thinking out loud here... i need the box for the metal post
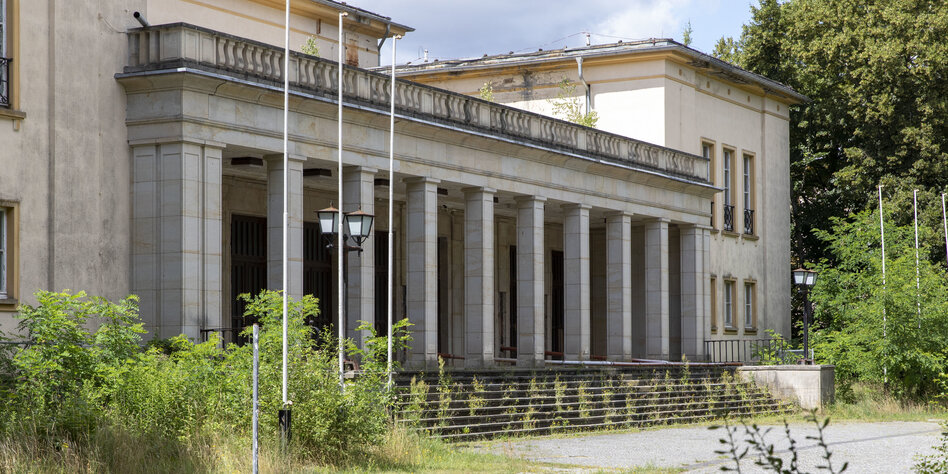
[252,324,259,474]
[879,185,887,384]
[337,11,348,393]
[341,247,349,393]
[387,34,400,392]
[914,189,920,327]
[803,288,811,365]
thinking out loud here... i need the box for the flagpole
[387,35,401,390]
[337,11,348,392]
[914,189,920,327]
[281,0,289,410]
[279,0,292,448]
[879,185,887,385]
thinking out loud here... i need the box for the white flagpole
[337,11,348,392]
[914,189,920,327]
[879,185,887,384]
[281,0,289,409]
[942,193,947,270]
[387,35,400,390]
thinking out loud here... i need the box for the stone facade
[0,0,799,367]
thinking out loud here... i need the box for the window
[0,208,6,298]
[0,0,9,107]
[703,142,715,228]
[723,149,735,232]
[744,282,756,329]
[0,203,14,304]
[723,280,734,328]
[710,277,717,331]
[743,153,755,235]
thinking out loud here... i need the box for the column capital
[263,153,306,163]
[605,210,634,219]
[461,186,497,195]
[562,203,592,211]
[343,165,379,175]
[514,195,547,205]
[403,176,441,185]
[647,217,672,224]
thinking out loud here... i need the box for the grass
[0,423,556,473]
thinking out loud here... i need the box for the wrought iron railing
[723,204,735,232]
[704,338,801,365]
[0,58,10,107]
[744,208,755,235]
[710,201,714,227]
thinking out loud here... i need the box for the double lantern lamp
[316,204,374,249]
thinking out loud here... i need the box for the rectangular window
[703,142,715,228]
[710,277,717,331]
[0,207,5,298]
[743,154,755,234]
[744,282,755,328]
[723,149,732,206]
[0,0,6,57]
[724,280,733,328]
[0,0,9,108]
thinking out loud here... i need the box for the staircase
[393,364,794,441]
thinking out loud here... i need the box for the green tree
[719,0,948,268]
[549,79,599,128]
[809,207,948,399]
[682,20,693,47]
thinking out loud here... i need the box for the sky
[352,0,757,66]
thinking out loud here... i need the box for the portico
[119,23,717,367]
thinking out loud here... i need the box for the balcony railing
[723,204,735,232]
[122,23,712,184]
[704,338,801,365]
[0,58,10,107]
[744,209,755,235]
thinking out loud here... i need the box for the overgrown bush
[0,289,410,468]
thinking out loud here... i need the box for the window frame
[723,279,734,329]
[744,281,756,329]
[710,276,718,332]
[702,140,716,228]
[723,148,732,207]
[0,202,16,307]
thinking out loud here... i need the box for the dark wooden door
[374,232,393,335]
[231,215,267,344]
[303,222,332,334]
[551,250,564,354]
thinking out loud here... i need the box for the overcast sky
[353,0,757,65]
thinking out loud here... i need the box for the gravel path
[480,420,944,472]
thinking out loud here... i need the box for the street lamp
[316,204,374,389]
[793,268,818,364]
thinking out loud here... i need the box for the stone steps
[393,365,793,441]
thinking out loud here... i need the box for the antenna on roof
[585,32,591,46]
[424,49,429,62]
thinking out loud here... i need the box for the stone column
[343,166,377,350]
[405,177,440,368]
[463,187,495,368]
[516,196,546,367]
[680,225,711,360]
[264,154,304,300]
[606,212,633,360]
[645,218,670,360]
[563,203,591,361]
[132,140,223,341]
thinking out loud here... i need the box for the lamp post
[316,204,374,390]
[793,268,818,365]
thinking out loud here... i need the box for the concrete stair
[393,364,794,441]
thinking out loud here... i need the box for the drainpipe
[576,56,591,115]
[376,24,391,63]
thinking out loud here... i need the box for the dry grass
[0,424,547,473]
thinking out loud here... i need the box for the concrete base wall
[738,365,834,410]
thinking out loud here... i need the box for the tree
[549,79,599,128]
[809,206,948,399]
[717,0,948,270]
[682,20,693,47]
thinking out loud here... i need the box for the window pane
[743,156,751,209]
[0,209,5,295]
[745,284,752,327]
[723,151,731,205]
[724,282,732,326]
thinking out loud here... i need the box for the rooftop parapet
[123,24,711,185]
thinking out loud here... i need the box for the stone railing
[125,24,709,183]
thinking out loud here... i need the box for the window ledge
[722,230,740,238]
[742,233,760,241]
[0,297,19,311]
[0,108,26,120]
[744,328,757,335]
[723,327,738,335]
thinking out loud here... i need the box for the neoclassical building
[0,0,802,368]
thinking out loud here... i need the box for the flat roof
[392,38,806,103]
